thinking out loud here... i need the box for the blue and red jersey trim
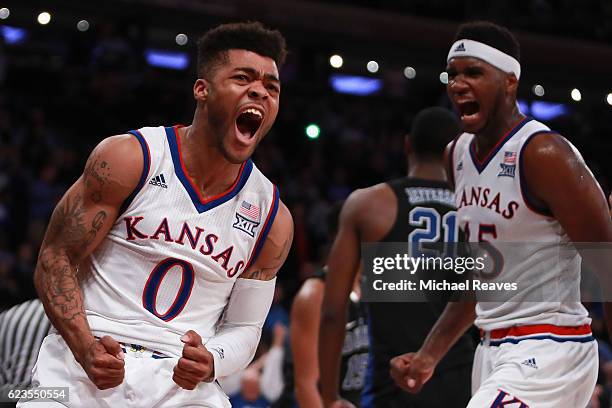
[469,117,532,174]
[518,131,556,217]
[481,323,593,346]
[120,130,151,214]
[165,126,253,213]
[245,185,280,269]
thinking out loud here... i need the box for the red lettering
[176,223,205,249]
[227,260,245,278]
[459,190,468,208]
[502,201,519,219]
[470,187,482,206]
[124,216,148,240]
[487,192,501,214]
[212,246,234,271]
[150,218,174,242]
[480,188,490,207]
[199,233,218,256]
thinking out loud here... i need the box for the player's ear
[506,73,518,95]
[193,79,209,102]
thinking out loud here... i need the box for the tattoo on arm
[241,232,293,281]
[38,192,108,324]
[83,154,111,204]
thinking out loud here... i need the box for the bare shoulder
[82,134,145,206]
[344,183,394,215]
[343,183,396,241]
[240,200,294,281]
[523,132,582,166]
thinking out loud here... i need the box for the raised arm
[172,202,293,389]
[34,134,142,388]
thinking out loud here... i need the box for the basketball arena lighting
[305,123,320,139]
[175,33,188,46]
[439,71,448,84]
[329,54,343,69]
[145,49,189,70]
[571,88,581,102]
[77,20,89,32]
[37,12,51,25]
[366,60,379,73]
[1,25,26,45]
[606,93,612,106]
[329,74,382,96]
[531,101,569,120]
[518,99,570,121]
[403,66,416,79]
[532,84,545,97]
[0,8,10,19]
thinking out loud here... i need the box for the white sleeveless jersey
[81,125,280,357]
[451,117,589,330]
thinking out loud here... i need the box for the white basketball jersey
[81,125,279,357]
[451,117,589,330]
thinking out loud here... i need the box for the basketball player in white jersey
[390,21,612,407]
[20,22,293,407]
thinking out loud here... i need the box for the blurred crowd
[1,14,612,407]
[323,0,612,44]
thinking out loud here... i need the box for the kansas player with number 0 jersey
[22,22,293,408]
[391,21,612,408]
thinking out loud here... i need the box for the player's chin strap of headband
[447,39,521,80]
[205,277,276,380]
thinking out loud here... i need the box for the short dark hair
[408,107,459,159]
[196,21,287,78]
[453,21,520,62]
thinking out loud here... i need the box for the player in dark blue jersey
[319,107,475,408]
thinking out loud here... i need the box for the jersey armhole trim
[519,131,556,218]
[119,130,151,215]
[448,133,461,189]
[245,185,280,270]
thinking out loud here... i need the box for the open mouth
[458,101,480,118]
[236,108,263,140]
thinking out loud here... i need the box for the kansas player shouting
[391,21,612,407]
[21,22,293,407]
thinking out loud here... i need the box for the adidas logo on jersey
[457,160,463,171]
[454,42,466,52]
[149,173,168,188]
[521,357,538,369]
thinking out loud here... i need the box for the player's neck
[407,160,447,182]
[177,124,243,200]
[473,104,524,160]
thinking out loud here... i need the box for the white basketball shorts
[17,333,231,408]
[468,324,598,408]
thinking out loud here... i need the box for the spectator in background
[230,368,270,408]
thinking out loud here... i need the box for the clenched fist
[78,335,125,390]
[389,352,435,394]
[172,330,215,390]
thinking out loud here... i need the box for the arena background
[0,0,611,406]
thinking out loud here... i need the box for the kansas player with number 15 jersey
[23,22,293,408]
[393,21,612,408]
